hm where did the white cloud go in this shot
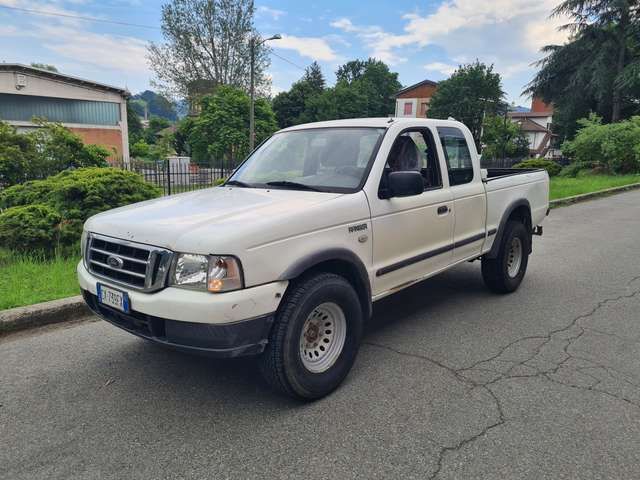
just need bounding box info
[331,1,571,64]
[424,62,457,76]
[275,35,337,61]
[39,25,149,74]
[257,5,286,20]
[0,25,18,36]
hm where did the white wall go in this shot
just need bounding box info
[395,98,418,118]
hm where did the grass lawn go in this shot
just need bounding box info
[0,251,80,310]
[549,174,640,201]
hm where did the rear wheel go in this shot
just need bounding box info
[259,272,363,400]
[482,221,530,293]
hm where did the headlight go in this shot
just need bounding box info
[81,231,89,267]
[170,254,243,293]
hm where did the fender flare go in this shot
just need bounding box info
[278,248,372,319]
[487,199,532,259]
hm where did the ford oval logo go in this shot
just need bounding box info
[107,255,124,269]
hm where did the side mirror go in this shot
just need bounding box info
[387,171,423,198]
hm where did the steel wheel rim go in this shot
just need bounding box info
[299,302,347,373]
[507,237,523,278]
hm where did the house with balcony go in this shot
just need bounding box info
[0,63,130,162]
[508,98,561,159]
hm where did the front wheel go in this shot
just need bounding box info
[259,272,363,400]
[481,221,530,293]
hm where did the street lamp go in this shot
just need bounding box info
[250,33,281,150]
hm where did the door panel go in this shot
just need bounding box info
[436,127,487,262]
[371,188,454,296]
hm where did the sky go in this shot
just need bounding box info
[0,0,571,106]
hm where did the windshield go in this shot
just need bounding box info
[227,127,386,192]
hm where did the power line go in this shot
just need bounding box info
[271,51,306,71]
[1,3,308,74]
[0,4,161,30]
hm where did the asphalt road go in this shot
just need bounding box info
[2,191,640,480]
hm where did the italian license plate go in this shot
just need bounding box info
[97,283,130,313]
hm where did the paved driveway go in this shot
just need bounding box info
[2,191,640,479]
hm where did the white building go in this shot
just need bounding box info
[508,98,560,159]
[0,63,130,162]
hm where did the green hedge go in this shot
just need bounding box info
[0,168,160,254]
[0,204,62,253]
[513,158,562,177]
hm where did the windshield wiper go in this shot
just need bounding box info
[224,180,253,188]
[265,181,322,192]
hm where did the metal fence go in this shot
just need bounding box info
[117,157,233,196]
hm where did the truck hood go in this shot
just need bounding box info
[85,186,344,253]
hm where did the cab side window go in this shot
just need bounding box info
[437,127,474,186]
[382,129,443,193]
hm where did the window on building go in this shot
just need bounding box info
[437,127,474,186]
[0,93,120,126]
[403,102,413,115]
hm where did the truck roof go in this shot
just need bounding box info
[279,117,464,132]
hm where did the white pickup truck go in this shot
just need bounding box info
[78,117,549,400]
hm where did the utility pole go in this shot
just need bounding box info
[249,34,281,151]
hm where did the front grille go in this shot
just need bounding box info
[86,233,173,292]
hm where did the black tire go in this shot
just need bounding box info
[258,272,363,401]
[481,221,530,294]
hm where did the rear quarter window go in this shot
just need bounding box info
[437,127,474,186]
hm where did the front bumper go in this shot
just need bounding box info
[78,261,288,358]
[82,290,273,357]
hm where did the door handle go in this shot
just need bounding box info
[437,205,449,215]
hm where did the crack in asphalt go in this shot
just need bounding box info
[364,279,640,480]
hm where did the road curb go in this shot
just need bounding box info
[0,296,91,335]
[550,182,640,208]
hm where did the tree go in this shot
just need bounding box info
[188,85,277,166]
[272,62,327,128]
[554,0,639,122]
[428,62,505,148]
[144,116,172,144]
[334,58,402,117]
[130,90,178,121]
[127,101,144,147]
[313,81,369,121]
[30,63,58,72]
[526,0,640,136]
[481,115,530,160]
[147,0,270,99]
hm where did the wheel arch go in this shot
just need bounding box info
[487,199,533,259]
[278,249,372,320]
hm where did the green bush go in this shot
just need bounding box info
[562,115,640,174]
[0,204,62,253]
[0,168,161,250]
[513,158,562,176]
[0,120,110,187]
[559,161,594,177]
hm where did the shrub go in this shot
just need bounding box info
[559,161,594,177]
[0,120,110,187]
[0,168,161,249]
[513,158,562,176]
[562,115,640,174]
[0,204,62,253]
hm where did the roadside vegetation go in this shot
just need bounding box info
[0,249,79,310]
[549,174,640,201]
